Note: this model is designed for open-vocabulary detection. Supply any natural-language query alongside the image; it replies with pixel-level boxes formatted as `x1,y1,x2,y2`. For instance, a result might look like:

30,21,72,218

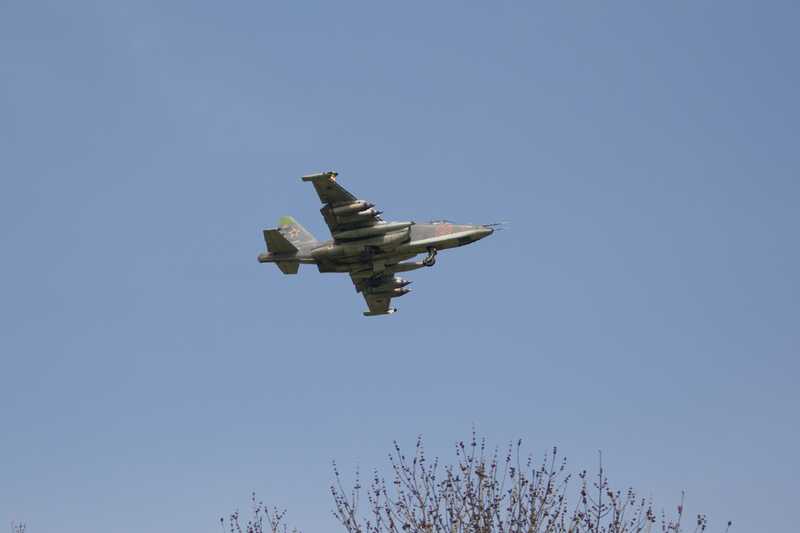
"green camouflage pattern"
258,171,494,316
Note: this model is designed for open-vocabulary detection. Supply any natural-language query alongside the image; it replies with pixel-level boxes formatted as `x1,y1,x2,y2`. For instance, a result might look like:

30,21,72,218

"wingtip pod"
363,308,397,317
301,171,338,182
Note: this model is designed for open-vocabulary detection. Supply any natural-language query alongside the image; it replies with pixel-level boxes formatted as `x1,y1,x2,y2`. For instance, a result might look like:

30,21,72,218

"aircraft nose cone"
475,226,494,239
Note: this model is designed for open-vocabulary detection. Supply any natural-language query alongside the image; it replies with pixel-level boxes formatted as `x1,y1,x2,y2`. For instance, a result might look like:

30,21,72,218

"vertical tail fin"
277,216,317,247
260,216,317,276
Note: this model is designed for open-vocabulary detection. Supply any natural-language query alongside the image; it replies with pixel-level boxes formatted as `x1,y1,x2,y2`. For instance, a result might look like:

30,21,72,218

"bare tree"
226,433,731,533
330,434,730,533
221,492,298,533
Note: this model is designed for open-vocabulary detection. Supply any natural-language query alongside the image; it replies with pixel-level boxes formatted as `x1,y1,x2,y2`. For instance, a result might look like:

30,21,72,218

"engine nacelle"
333,221,412,241
312,230,410,260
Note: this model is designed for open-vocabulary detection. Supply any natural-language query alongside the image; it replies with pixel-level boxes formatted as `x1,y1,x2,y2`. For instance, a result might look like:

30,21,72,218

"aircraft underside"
258,171,495,316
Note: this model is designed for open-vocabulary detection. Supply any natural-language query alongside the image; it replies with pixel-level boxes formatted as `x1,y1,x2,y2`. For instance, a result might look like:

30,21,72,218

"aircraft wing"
301,171,383,235
350,272,410,316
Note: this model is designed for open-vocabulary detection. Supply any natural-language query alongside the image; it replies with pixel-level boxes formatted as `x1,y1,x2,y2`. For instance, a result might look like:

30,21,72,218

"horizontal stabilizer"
263,229,300,275
277,261,299,275
263,229,298,254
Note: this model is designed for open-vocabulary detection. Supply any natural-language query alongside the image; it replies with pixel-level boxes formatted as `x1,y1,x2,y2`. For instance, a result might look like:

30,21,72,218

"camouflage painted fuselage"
258,172,495,315
259,222,492,271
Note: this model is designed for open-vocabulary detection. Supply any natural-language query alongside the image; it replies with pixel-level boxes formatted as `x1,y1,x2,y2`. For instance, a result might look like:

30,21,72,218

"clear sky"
1,1,798,531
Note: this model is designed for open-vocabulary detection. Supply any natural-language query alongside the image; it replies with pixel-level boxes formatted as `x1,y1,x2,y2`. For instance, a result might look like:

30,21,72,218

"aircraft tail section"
277,215,317,247
263,229,297,254
276,261,299,274
262,229,300,275
261,216,317,276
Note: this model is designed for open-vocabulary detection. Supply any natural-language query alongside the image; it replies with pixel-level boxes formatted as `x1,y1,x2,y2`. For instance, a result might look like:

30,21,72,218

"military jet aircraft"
258,171,495,316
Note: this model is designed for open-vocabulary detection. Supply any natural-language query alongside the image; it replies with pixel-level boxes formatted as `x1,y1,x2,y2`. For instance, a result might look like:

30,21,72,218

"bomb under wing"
257,171,496,316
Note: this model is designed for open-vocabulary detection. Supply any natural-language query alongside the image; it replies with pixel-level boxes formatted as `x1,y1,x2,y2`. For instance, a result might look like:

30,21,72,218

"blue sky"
1,1,798,531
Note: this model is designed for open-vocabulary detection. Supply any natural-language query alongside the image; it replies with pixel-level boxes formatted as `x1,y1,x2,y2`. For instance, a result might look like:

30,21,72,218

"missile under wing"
258,171,496,316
